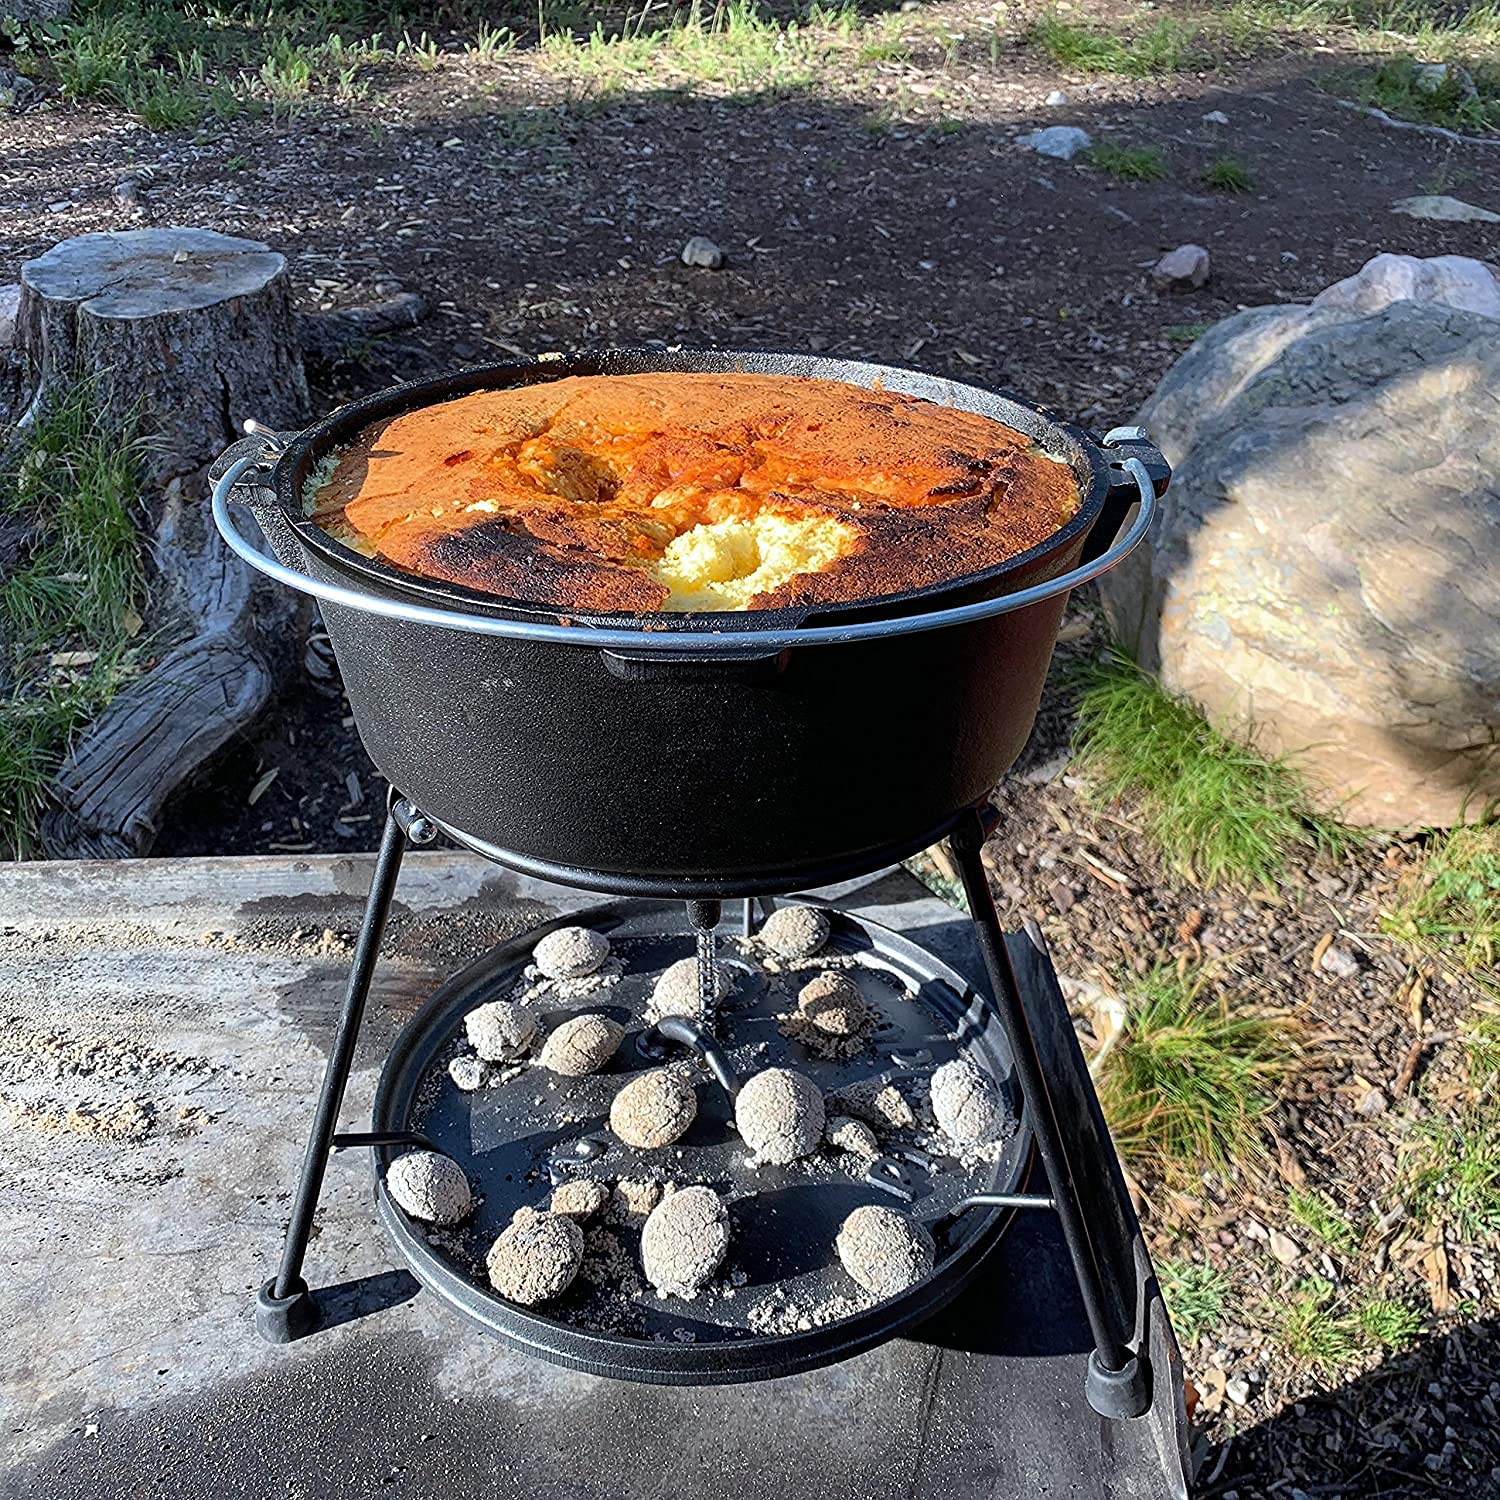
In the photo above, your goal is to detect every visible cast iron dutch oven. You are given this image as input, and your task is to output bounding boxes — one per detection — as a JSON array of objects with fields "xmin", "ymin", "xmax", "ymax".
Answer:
[{"xmin": 212, "ymin": 349, "xmax": 1168, "ymax": 895}]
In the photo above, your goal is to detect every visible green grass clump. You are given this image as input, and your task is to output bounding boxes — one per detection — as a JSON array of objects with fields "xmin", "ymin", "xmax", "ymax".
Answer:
[
  {"xmin": 1027, "ymin": 11, "xmax": 1199, "ymax": 75},
  {"xmin": 1402, "ymin": 1108, "xmax": 1500, "ymax": 1242},
  {"xmin": 18, "ymin": 0, "xmax": 415, "ymax": 126},
  {"xmin": 1159, "ymin": 1259, "xmax": 1230, "ymax": 1343},
  {"xmin": 1202, "ymin": 155, "xmax": 1255, "ymax": 192},
  {"xmin": 1164, "ymin": 321, "xmax": 1214, "ymax": 344},
  {"xmin": 1356, "ymin": 1295, "xmax": 1425, "ymax": 1351},
  {"xmin": 1273, "ymin": 1279, "xmax": 1429, "ymax": 1372},
  {"xmin": 1070, "ymin": 654, "xmax": 1356, "ymax": 887},
  {"xmin": 540, "ymin": 0, "xmax": 861, "ymax": 94},
  {"xmin": 1096, "ymin": 965, "xmax": 1295, "ymax": 1176},
  {"xmin": 1382, "ymin": 824, "xmax": 1499, "ymax": 993},
  {"xmin": 1, "ymin": 387, "xmax": 147, "ymax": 860},
  {"xmin": 1288, "ymin": 1187, "xmax": 1360, "ymax": 1255},
  {"xmin": 1086, "ymin": 142, "xmax": 1169, "ymax": 182},
  {"xmin": 1465, "ymin": 1011, "xmax": 1500, "ymax": 1089},
  {"xmin": 1347, "ymin": 55, "xmax": 1500, "ymax": 133},
  {"xmin": 1275, "ymin": 1278, "xmax": 1360, "ymax": 1373}
]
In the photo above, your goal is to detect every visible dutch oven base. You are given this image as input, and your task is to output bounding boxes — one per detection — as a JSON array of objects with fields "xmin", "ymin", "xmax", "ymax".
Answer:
[{"xmin": 370, "ymin": 899, "xmax": 1030, "ymax": 1385}]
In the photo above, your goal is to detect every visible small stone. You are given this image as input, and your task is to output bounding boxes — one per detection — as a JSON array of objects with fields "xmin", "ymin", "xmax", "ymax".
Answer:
[
  {"xmin": 836, "ymin": 1205, "xmax": 935, "ymax": 1298},
  {"xmin": 1268, "ymin": 1228, "xmax": 1303, "ymax": 1267},
  {"xmin": 0, "ymin": 67, "xmax": 38, "ymax": 110},
  {"xmin": 385, "ymin": 1149, "xmax": 472, "ymax": 1225},
  {"xmin": 447, "ymin": 1053, "xmax": 492, "ymax": 1091},
  {"xmin": 641, "ymin": 1185, "xmax": 730, "ymax": 1298},
  {"xmin": 735, "ymin": 1067, "xmax": 825, "ymax": 1164},
  {"xmin": 759, "ymin": 904, "xmax": 830, "ymax": 958},
  {"xmin": 796, "ymin": 972, "xmax": 869, "ymax": 1037},
  {"xmin": 825, "ymin": 1114, "xmax": 880, "ymax": 1159},
  {"xmin": 681, "ymin": 235, "xmax": 724, "ymax": 269},
  {"xmin": 1201, "ymin": 109, "xmax": 1230, "ymax": 125},
  {"xmin": 1391, "ymin": 195, "xmax": 1500, "ymax": 224},
  {"xmin": 1412, "ymin": 61, "xmax": 1476, "ymax": 97},
  {"xmin": 1017, "ymin": 125, "xmax": 1092, "ymax": 161},
  {"xmin": 539, "ymin": 1013, "xmax": 624, "ymax": 1077},
  {"xmin": 550, "ymin": 1177, "xmax": 610, "ymax": 1221},
  {"xmin": 464, "ymin": 1000, "xmax": 539, "ymax": 1062},
  {"xmin": 1357, "ymin": 1086, "xmax": 1390, "ymax": 1118},
  {"xmin": 1152, "ymin": 244, "xmax": 1211, "ymax": 291},
  {"xmin": 930, "ymin": 1057, "xmax": 1004, "ymax": 1144},
  {"xmin": 1319, "ymin": 944, "xmax": 1361, "ymax": 979},
  {"xmin": 1044, "ymin": 89, "xmax": 1068, "ymax": 106},
  {"xmin": 486, "ymin": 1207, "xmax": 583, "ymax": 1304},
  {"xmin": 1225, "ymin": 1375, "xmax": 1251, "ymax": 1406},
  {"xmin": 610, "ymin": 1069, "xmax": 698, "ymax": 1149},
  {"xmin": 533, "ymin": 925, "xmax": 610, "ymax": 980},
  {"xmin": 112, "ymin": 177, "xmax": 143, "ymax": 211}
]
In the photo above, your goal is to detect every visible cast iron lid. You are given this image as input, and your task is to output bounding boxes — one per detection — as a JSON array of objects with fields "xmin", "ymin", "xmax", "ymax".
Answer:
[
  {"xmin": 266, "ymin": 348, "xmax": 1119, "ymax": 635},
  {"xmin": 370, "ymin": 899, "xmax": 1032, "ymax": 1385}
]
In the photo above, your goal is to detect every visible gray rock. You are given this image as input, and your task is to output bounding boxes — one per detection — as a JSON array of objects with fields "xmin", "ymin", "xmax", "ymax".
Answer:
[
  {"xmin": 1098, "ymin": 257, "xmax": 1500, "ymax": 826},
  {"xmin": 1151, "ymin": 244, "xmax": 1210, "ymax": 290},
  {"xmin": 1017, "ymin": 125, "xmax": 1091, "ymax": 161},
  {"xmin": 1267, "ymin": 1228, "xmax": 1303, "ymax": 1267},
  {"xmin": 1391, "ymin": 194, "xmax": 1500, "ymax": 224},
  {"xmin": 1314, "ymin": 252, "xmax": 1500, "ymax": 320},
  {"xmin": 1319, "ymin": 944, "xmax": 1361, "ymax": 979},
  {"xmin": 0, "ymin": 66, "xmax": 37, "ymax": 109},
  {"xmin": 681, "ymin": 235, "xmax": 724, "ymax": 269},
  {"xmin": 1044, "ymin": 89, "xmax": 1069, "ymax": 106},
  {"xmin": 1201, "ymin": 109, "xmax": 1230, "ymax": 125},
  {"xmin": 1412, "ymin": 61, "xmax": 1476, "ymax": 98}
]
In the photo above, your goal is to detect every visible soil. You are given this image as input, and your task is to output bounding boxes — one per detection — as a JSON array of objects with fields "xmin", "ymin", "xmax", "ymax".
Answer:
[{"xmin": 4, "ymin": 8, "xmax": 1500, "ymax": 1494}]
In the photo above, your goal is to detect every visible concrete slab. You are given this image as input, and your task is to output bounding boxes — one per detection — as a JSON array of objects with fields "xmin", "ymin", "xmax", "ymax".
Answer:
[{"xmin": 0, "ymin": 853, "xmax": 1185, "ymax": 1500}]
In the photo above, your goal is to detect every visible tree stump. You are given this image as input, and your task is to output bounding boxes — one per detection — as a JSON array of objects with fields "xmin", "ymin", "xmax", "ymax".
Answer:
[
  {"xmin": 17, "ymin": 228, "xmax": 307, "ymax": 486},
  {"xmin": 14, "ymin": 228, "xmax": 310, "ymax": 860}
]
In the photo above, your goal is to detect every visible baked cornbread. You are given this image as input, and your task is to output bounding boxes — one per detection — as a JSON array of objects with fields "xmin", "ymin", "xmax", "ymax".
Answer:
[{"xmin": 306, "ymin": 372, "xmax": 1080, "ymax": 613}]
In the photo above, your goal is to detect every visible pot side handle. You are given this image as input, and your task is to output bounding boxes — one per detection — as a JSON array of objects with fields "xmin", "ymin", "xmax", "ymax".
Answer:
[
  {"xmin": 1081, "ymin": 427, "xmax": 1170, "ymax": 568},
  {"xmin": 209, "ymin": 425, "xmax": 296, "ymax": 517}
]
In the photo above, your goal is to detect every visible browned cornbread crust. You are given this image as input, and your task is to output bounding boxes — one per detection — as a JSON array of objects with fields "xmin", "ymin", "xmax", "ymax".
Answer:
[{"xmin": 307, "ymin": 372, "xmax": 1081, "ymax": 613}]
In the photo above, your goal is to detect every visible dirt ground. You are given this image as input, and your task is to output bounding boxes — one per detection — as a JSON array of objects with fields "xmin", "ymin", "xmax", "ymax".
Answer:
[{"xmin": 4, "ymin": 7, "xmax": 1500, "ymax": 1494}]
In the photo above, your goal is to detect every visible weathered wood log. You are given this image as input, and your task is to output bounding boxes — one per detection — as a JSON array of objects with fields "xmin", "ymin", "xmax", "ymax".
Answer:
[
  {"xmin": 19, "ymin": 228, "xmax": 310, "ymax": 860},
  {"xmin": 296, "ymin": 290, "xmax": 429, "ymax": 367}
]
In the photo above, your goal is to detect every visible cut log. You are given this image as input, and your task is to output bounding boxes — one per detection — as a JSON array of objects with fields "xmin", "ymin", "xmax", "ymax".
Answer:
[
  {"xmin": 17, "ymin": 227, "xmax": 307, "ymax": 486},
  {"xmin": 18, "ymin": 228, "xmax": 310, "ymax": 860}
]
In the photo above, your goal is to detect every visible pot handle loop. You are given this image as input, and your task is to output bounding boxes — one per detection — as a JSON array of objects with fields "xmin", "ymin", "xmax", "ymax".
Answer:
[{"xmin": 212, "ymin": 454, "xmax": 1162, "ymax": 653}]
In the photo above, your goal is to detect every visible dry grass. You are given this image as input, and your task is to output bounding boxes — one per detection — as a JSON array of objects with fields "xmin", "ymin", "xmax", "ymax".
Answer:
[{"xmin": 1095, "ymin": 964, "xmax": 1297, "ymax": 1178}]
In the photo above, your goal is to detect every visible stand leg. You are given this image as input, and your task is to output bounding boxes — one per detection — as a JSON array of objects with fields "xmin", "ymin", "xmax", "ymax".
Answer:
[
  {"xmin": 949, "ymin": 811, "xmax": 1150, "ymax": 1419},
  {"xmin": 255, "ymin": 805, "xmax": 411, "ymax": 1344}
]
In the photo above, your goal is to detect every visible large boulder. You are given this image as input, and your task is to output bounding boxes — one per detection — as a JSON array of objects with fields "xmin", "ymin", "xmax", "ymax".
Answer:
[{"xmin": 1099, "ymin": 254, "xmax": 1500, "ymax": 829}]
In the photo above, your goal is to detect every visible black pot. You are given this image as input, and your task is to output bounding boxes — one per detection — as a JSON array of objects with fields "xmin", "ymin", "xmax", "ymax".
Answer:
[{"xmin": 213, "ymin": 350, "xmax": 1167, "ymax": 896}]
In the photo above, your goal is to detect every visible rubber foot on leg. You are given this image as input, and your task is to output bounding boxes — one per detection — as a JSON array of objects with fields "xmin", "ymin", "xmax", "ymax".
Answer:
[
  {"xmin": 256, "ymin": 1277, "xmax": 319, "ymax": 1344},
  {"xmin": 1085, "ymin": 1348, "xmax": 1151, "ymax": 1419}
]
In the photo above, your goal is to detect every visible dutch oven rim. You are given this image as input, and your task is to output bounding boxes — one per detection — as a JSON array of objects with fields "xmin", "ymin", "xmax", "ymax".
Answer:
[{"xmin": 255, "ymin": 347, "xmax": 1121, "ymax": 634}]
